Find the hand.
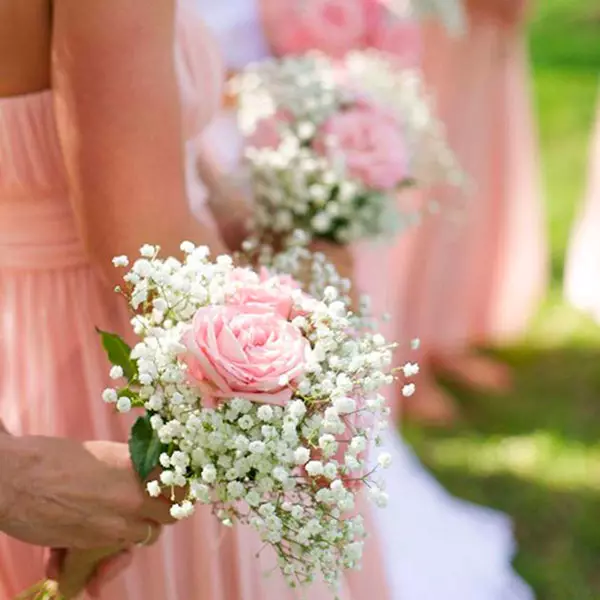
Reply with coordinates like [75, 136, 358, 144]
[210, 183, 253, 253]
[0, 436, 174, 550]
[466, 0, 528, 27]
[46, 548, 135, 599]
[196, 152, 253, 253]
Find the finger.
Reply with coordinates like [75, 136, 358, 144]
[139, 494, 178, 526]
[86, 551, 134, 598]
[45, 548, 66, 580]
[104, 516, 162, 548]
[122, 519, 162, 547]
[139, 469, 179, 525]
[136, 521, 162, 547]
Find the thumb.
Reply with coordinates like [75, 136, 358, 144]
[45, 548, 66, 581]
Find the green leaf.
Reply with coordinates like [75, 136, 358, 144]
[129, 415, 164, 481]
[96, 328, 137, 381]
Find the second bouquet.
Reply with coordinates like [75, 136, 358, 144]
[232, 51, 462, 244]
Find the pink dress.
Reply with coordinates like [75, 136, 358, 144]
[0, 3, 356, 599]
[564, 94, 600, 319]
[397, 15, 547, 354]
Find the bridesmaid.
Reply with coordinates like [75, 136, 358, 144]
[193, 2, 534, 599]
[0, 2, 239, 597]
[199, 0, 423, 418]
[398, 0, 548, 423]
[0, 1, 371, 598]
[564, 91, 600, 320]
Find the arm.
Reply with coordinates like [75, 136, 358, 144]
[51, 0, 229, 286]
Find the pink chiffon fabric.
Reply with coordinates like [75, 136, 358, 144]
[397, 17, 547, 355]
[0, 3, 354, 599]
[564, 94, 600, 320]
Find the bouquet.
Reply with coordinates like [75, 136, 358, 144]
[28, 241, 411, 598]
[232, 51, 462, 244]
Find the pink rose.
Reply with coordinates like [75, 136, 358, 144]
[228, 268, 319, 321]
[182, 306, 309, 406]
[299, 0, 369, 57]
[226, 279, 295, 320]
[261, 0, 374, 58]
[258, 268, 323, 319]
[229, 267, 260, 285]
[313, 105, 408, 190]
[227, 268, 303, 319]
[259, 267, 302, 290]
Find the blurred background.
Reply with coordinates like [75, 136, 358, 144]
[404, 2, 600, 598]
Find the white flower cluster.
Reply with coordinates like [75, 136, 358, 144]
[103, 243, 404, 591]
[232, 52, 463, 244]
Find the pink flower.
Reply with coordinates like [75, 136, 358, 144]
[261, 0, 375, 58]
[229, 267, 260, 285]
[300, 0, 369, 57]
[258, 268, 323, 319]
[247, 118, 282, 150]
[259, 267, 302, 290]
[182, 306, 309, 406]
[313, 105, 408, 190]
[246, 110, 292, 150]
[226, 280, 295, 320]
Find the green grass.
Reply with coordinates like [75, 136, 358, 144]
[530, 0, 600, 280]
[403, 2, 600, 599]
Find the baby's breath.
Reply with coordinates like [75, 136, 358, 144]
[102, 242, 418, 592]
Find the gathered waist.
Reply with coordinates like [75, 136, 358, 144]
[0, 199, 89, 269]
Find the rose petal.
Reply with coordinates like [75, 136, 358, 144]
[185, 342, 232, 396]
[217, 322, 248, 363]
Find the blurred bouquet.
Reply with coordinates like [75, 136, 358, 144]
[34, 240, 404, 599]
[232, 51, 462, 244]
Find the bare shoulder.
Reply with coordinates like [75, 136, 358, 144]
[0, 0, 176, 98]
[52, 0, 176, 40]
[0, 0, 52, 97]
